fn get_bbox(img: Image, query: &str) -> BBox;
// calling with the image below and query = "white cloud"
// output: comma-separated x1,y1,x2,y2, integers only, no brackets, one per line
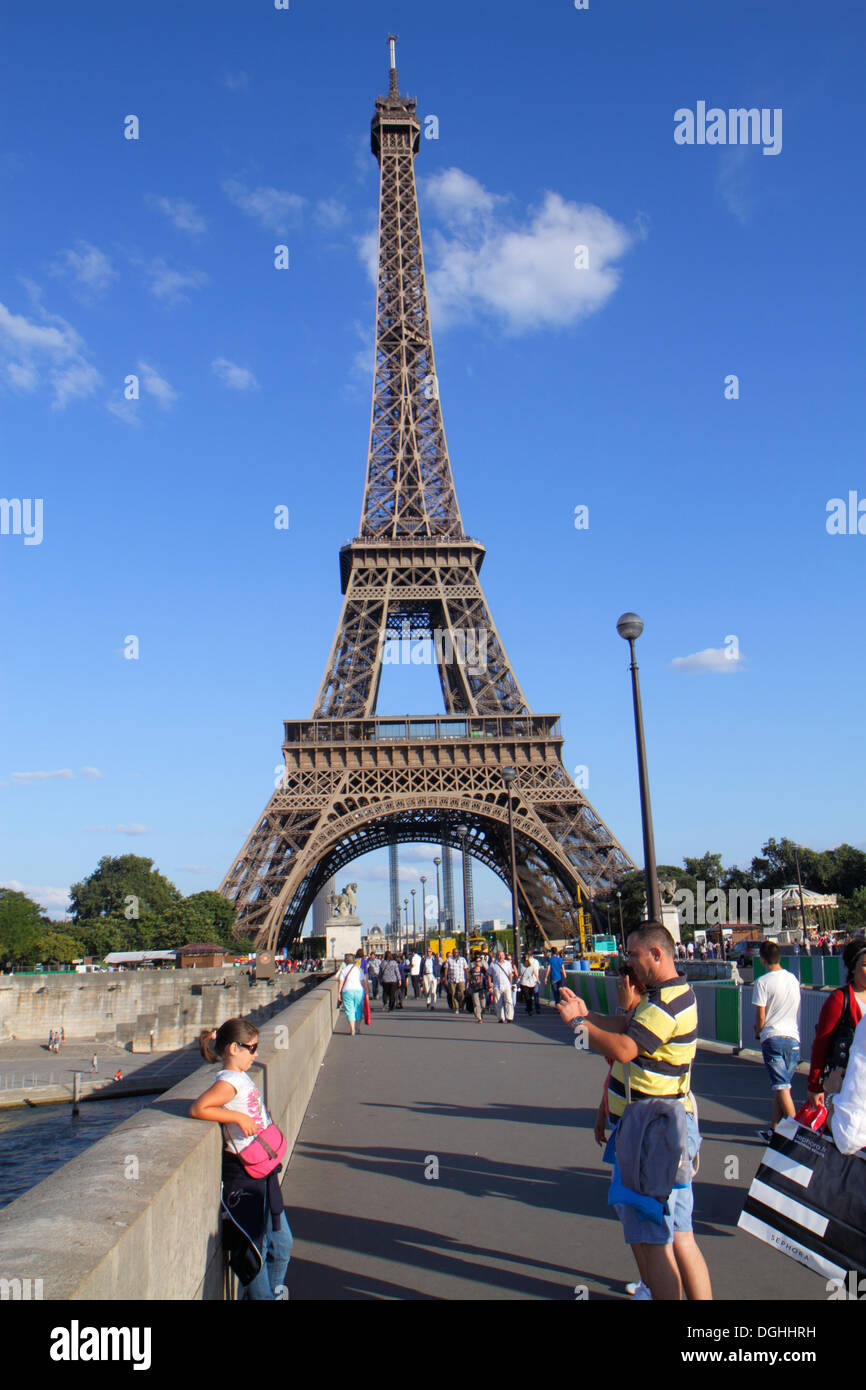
144,259,209,305
356,228,378,283
668,647,745,674
6,360,38,390
365,167,637,334
315,198,348,230
422,168,506,227
148,195,207,237
716,146,754,225
106,398,142,428
1,880,72,913
223,178,306,232
212,357,259,391
138,359,178,407
11,769,75,784
79,767,104,778
84,822,152,835
0,296,102,408
223,71,248,92
51,240,118,296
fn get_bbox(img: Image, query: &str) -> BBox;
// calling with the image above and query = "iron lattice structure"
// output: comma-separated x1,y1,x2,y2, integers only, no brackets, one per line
220,43,636,952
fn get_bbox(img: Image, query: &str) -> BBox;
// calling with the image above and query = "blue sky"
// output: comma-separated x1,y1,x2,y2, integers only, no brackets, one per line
1,0,864,927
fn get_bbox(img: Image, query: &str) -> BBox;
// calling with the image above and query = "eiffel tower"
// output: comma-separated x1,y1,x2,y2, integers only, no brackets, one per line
220,38,636,952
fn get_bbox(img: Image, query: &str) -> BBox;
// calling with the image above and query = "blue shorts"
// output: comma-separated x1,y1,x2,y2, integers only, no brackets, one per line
614,1109,700,1247
761,1036,799,1090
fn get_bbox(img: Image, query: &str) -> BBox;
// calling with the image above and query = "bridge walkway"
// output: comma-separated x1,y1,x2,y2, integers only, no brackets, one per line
282,991,819,1301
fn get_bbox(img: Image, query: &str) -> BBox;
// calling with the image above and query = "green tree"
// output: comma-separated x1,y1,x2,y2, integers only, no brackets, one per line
0,889,47,967
682,852,725,887
185,891,237,943
69,855,181,923
34,929,82,967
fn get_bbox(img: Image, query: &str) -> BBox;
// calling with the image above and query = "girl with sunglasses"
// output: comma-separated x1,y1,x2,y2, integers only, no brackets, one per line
190,1018,293,1299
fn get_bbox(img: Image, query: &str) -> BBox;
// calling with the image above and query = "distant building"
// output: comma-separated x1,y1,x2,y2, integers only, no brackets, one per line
177,942,233,969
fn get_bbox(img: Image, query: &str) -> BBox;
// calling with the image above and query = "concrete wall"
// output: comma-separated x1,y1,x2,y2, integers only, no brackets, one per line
0,977,340,1300
0,967,324,1049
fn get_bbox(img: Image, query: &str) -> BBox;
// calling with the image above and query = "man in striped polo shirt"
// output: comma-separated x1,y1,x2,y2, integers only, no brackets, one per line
558,921,712,1301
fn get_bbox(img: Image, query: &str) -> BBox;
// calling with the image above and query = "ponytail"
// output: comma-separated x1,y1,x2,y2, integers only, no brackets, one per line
199,1018,258,1063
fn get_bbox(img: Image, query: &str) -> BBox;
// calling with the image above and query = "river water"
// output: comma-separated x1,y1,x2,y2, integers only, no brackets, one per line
0,1096,154,1210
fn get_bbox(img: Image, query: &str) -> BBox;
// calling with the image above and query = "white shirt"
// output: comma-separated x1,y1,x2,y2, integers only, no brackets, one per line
410,953,422,975
752,969,801,1042
519,961,540,987
490,960,514,990
422,955,436,976
338,962,363,991
217,1068,270,1153
831,1013,866,1155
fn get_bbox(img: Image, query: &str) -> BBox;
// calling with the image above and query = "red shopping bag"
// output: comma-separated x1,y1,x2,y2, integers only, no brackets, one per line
362,992,372,1026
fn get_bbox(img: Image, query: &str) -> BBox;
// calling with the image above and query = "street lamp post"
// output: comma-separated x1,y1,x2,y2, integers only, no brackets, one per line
456,824,471,963
500,767,522,964
616,612,662,924
403,898,408,955
616,890,624,950
433,856,442,946
411,888,417,947
794,850,810,945
420,876,428,951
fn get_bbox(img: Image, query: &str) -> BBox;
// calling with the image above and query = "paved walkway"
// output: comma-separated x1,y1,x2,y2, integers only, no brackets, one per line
284,992,820,1301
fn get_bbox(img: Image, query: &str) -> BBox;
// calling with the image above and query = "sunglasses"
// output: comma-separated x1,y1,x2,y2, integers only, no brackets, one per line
239,1041,258,1055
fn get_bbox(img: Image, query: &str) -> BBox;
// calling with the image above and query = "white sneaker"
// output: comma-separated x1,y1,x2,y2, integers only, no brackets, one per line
626,1281,652,1300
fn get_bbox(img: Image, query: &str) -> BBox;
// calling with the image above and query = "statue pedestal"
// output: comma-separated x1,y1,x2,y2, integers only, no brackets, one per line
316,915,363,960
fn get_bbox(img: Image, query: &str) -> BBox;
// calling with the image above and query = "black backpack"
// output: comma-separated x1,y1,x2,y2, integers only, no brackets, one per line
825,986,857,1075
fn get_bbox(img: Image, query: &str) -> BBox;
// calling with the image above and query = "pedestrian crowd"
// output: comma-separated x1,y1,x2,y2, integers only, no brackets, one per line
190,923,866,1303
46,1027,65,1053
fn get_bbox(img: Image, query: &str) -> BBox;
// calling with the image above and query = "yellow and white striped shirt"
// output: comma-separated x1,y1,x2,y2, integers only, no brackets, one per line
608,977,698,1119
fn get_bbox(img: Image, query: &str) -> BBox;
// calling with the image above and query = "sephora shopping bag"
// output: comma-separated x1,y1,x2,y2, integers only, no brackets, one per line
737,1116,866,1281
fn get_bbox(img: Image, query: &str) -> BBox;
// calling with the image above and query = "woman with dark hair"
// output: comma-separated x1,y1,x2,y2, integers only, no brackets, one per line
190,1018,293,1299
379,950,401,1012
807,937,866,1109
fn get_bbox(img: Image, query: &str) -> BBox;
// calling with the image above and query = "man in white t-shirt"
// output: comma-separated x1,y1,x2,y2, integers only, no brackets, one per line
751,940,801,1140
490,951,516,1023
410,951,422,998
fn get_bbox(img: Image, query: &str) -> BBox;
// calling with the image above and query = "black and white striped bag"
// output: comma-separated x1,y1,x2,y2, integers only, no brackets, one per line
738,1117,866,1281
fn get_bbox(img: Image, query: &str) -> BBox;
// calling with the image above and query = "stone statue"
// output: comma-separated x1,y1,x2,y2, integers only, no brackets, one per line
329,882,359,918
659,880,677,904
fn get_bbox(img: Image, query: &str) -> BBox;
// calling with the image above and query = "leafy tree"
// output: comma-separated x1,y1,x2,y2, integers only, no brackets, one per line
35,929,82,966
0,889,48,967
69,855,181,923
825,844,866,899
185,891,237,943
682,852,725,887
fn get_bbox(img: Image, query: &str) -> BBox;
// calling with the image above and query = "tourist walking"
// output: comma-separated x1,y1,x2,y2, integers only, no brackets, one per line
410,950,422,998
518,953,540,1015
445,949,467,1013
752,940,801,1141
337,952,365,1037
190,1019,292,1299
379,951,401,1012
559,922,712,1302
543,948,566,1006
367,954,381,1001
421,948,439,1008
490,951,516,1023
91,1053,98,1072
467,955,490,1022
